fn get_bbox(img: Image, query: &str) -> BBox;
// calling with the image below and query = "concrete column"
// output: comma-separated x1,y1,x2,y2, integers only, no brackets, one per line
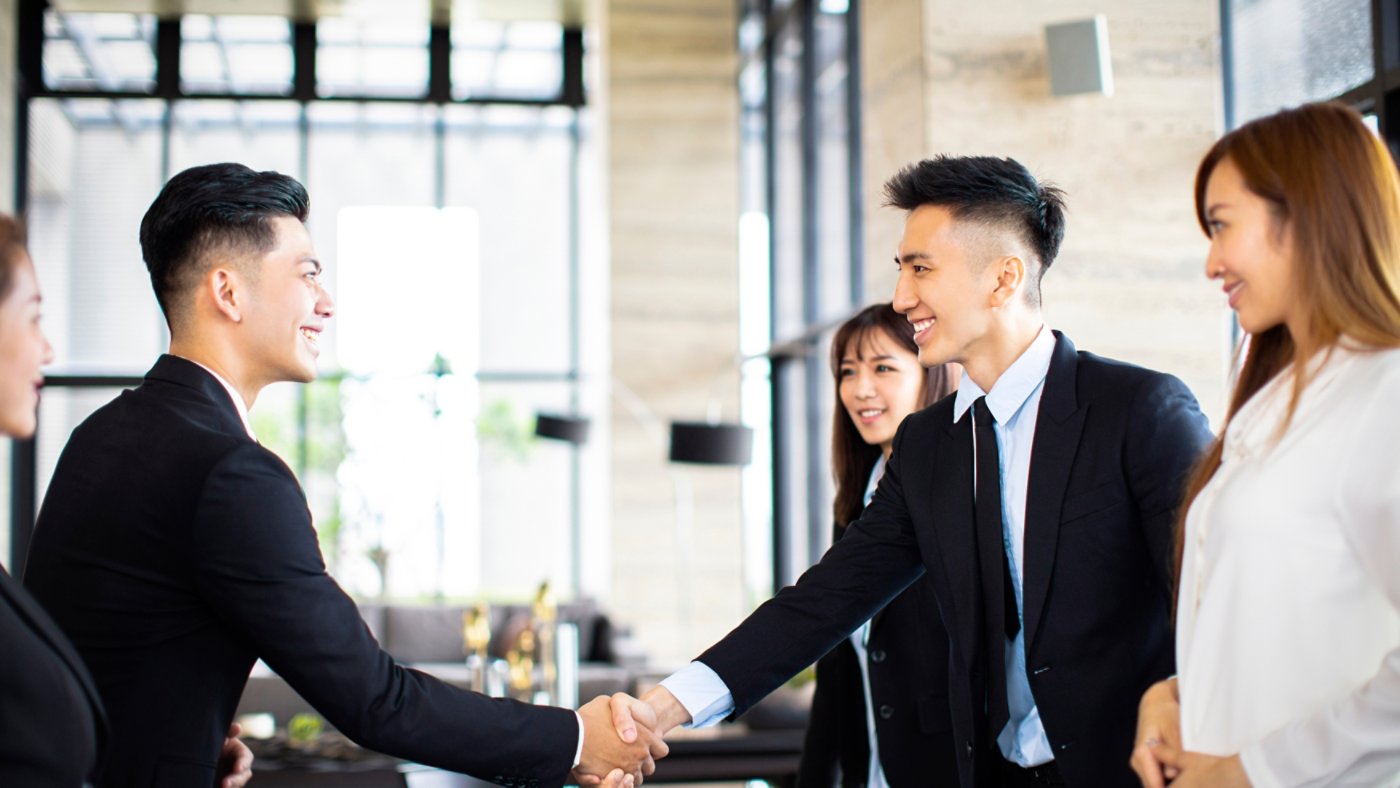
603,0,744,663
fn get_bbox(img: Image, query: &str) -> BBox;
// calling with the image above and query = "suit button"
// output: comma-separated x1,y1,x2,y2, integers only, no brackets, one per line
870,649,887,663
878,705,894,719
965,741,974,758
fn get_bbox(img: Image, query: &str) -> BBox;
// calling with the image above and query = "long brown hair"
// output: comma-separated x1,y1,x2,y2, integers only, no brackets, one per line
0,214,28,302
831,303,957,528
1174,101,1400,586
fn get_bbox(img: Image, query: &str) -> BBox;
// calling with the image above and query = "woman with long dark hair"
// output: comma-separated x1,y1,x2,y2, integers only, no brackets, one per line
797,302,959,787
1131,102,1400,787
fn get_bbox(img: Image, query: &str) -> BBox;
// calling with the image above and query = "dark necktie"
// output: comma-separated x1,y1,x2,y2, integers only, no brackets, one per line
974,397,1020,641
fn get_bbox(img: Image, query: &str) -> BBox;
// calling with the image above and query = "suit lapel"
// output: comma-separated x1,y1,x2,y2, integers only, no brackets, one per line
0,570,108,731
929,410,980,658
1022,333,1087,651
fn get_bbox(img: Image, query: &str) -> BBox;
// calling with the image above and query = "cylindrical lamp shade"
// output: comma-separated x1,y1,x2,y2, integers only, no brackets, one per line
534,413,591,445
668,421,754,465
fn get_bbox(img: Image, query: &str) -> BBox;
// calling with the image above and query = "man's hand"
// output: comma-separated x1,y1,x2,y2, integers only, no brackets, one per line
573,694,667,785
1130,678,1181,788
610,685,692,740
216,723,254,788
1149,742,1250,788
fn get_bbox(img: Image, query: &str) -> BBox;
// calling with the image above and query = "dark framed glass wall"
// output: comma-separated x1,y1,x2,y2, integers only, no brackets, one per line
739,0,863,590
9,0,595,601
1223,0,1400,139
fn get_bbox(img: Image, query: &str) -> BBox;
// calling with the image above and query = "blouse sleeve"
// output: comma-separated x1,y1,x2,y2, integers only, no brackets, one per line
1238,362,1400,787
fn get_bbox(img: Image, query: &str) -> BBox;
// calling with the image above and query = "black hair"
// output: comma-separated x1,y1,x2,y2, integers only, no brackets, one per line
882,155,1067,302
139,162,310,325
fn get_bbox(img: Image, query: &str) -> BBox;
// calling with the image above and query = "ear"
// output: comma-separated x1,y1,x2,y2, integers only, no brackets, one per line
206,267,243,324
987,255,1026,308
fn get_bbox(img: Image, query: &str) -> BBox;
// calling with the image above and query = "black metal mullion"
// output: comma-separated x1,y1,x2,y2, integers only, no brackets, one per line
845,0,863,308
763,2,790,593
799,0,826,569
562,28,585,107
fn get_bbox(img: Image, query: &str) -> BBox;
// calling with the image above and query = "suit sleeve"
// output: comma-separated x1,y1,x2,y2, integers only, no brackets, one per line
190,444,578,787
1122,373,1212,594
695,419,926,716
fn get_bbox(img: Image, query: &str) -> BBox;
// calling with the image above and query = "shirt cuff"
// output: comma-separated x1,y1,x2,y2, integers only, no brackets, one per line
660,661,735,728
573,711,584,768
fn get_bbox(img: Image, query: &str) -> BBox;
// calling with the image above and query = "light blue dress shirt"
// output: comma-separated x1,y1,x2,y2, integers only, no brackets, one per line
951,325,1056,767
662,326,1058,769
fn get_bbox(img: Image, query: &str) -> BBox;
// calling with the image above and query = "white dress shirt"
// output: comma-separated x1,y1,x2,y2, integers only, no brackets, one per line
951,325,1056,767
1177,341,1400,787
663,327,1059,770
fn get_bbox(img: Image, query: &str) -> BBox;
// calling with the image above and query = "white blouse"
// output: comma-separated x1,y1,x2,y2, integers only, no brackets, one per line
1177,342,1400,787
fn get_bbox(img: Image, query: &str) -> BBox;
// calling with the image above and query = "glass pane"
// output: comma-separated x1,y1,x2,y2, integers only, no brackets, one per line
181,15,294,95
771,22,805,340
306,101,439,373
170,100,301,175
813,8,853,320
443,104,573,372
452,21,563,100
316,18,430,98
43,11,157,92
27,98,167,374
1229,0,1374,123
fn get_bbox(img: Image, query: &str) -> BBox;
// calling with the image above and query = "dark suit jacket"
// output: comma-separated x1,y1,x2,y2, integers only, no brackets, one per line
0,567,107,786
24,355,579,788
697,333,1211,788
797,523,958,788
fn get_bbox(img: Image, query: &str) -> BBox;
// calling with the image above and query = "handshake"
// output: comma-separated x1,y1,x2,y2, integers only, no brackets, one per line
571,686,690,788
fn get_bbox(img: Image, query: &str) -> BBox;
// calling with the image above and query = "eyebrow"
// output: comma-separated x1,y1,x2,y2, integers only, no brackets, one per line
840,354,897,364
895,251,933,265
302,257,323,274
1205,203,1227,217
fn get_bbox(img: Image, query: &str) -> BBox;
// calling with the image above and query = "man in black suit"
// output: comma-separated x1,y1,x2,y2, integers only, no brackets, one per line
610,156,1212,787
24,163,658,788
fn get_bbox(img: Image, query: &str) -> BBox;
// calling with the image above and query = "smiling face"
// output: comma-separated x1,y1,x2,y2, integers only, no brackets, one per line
238,216,334,388
0,253,54,438
1203,157,1299,337
891,204,1001,369
838,327,926,457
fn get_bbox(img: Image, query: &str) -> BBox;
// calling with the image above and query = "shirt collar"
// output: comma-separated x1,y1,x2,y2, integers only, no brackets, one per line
952,325,1057,425
177,356,257,441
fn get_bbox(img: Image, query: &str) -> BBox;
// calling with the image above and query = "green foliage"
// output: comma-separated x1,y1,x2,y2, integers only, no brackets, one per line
476,398,535,463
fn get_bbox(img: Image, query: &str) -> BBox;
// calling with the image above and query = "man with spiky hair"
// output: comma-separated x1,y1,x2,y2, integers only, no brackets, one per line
610,155,1212,788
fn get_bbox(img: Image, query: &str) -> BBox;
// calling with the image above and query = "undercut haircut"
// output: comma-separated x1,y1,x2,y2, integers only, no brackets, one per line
883,155,1067,305
139,162,310,327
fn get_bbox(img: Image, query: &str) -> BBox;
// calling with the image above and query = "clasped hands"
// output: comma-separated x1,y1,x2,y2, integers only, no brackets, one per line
572,687,691,787
1130,677,1249,787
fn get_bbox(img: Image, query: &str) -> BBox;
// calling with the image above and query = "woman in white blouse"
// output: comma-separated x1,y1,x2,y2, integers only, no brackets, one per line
1130,101,1400,787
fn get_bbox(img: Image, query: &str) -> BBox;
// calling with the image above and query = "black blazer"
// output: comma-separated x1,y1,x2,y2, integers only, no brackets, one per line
797,523,958,788
0,567,107,786
696,333,1211,788
24,355,579,788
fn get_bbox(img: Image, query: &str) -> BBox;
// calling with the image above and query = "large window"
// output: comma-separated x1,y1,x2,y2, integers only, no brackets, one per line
11,4,597,605
1223,0,1398,138
740,0,863,587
